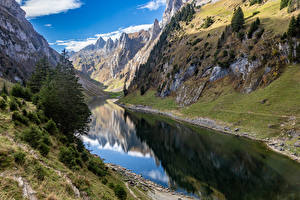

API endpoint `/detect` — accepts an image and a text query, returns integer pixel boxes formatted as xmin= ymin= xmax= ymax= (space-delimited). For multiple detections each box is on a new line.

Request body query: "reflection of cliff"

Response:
xmin=87 ymin=100 xmax=152 ymax=157
xmin=129 ymin=113 xmax=300 ymax=200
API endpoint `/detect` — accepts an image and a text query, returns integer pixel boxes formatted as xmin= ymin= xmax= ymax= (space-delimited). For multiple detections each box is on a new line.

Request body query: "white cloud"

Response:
xmin=147 ymin=170 xmax=169 ymax=183
xmin=53 ymin=24 xmax=153 ymax=52
xmin=44 ymin=24 xmax=52 ymax=27
xmin=21 ymin=0 xmax=83 ymax=18
xmin=139 ymin=0 xmax=166 ymax=11
xmin=16 ymin=0 xmax=22 ymax=4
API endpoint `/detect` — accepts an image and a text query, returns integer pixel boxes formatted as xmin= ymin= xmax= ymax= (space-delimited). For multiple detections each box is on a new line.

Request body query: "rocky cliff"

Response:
xmin=0 ymin=0 xmax=60 ymax=83
xmin=71 ymin=19 xmax=162 ymax=91
xmin=129 ymin=0 xmax=300 ymax=106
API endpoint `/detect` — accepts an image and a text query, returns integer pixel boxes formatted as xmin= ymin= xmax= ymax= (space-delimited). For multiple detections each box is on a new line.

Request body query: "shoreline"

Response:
xmin=117 ymin=102 xmax=300 ymax=163
xmin=106 ymin=163 xmax=196 ymax=200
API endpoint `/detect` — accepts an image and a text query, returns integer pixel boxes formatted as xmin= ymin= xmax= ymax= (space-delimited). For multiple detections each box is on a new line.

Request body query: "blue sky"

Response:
xmin=17 ymin=0 xmax=166 ymax=52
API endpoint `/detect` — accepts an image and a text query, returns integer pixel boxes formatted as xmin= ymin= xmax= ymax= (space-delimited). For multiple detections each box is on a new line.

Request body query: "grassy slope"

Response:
xmin=120 ymin=64 xmax=300 ymax=154
xmin=0 ymin=83 xmax=148 ymax=200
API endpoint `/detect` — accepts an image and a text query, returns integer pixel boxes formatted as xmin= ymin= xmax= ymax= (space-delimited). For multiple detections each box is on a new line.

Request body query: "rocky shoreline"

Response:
xmin=106 ymin=163 xmax=195 ymax=200
xmin=117 ymin=103 xmax=300 ymax=163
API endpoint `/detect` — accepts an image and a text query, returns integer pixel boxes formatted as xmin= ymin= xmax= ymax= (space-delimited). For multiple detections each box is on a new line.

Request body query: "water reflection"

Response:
xmin=84 ymin=99 xmax=300 ymax=200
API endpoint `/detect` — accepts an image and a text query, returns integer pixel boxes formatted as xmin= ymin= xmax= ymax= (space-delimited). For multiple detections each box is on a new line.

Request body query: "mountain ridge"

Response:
xmin=0 ymin=0 xmax=60 ymax=83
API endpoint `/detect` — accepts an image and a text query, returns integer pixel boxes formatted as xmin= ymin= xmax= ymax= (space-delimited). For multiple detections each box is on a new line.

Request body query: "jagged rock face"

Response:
xmin=0 ymin=0 xmax=60 ymax=82
xmin=71 ymin=19 xmax=162 ymax=90
xmin=162 ymin=0 xmax=184 ymax=26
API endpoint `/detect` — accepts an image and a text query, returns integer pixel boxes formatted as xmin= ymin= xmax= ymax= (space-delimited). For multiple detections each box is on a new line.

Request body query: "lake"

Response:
xmin=83 ymin=98 xmax=300 ymax=200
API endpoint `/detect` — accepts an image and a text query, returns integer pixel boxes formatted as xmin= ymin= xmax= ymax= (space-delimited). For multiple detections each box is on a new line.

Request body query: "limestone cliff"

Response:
xmin=0 ymin=0 xmax=60 ymax=83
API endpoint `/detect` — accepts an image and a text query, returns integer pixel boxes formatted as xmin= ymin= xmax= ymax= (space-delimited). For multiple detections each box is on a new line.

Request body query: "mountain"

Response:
xmin=129 ymin=0 xmax=300 ymax=105
xmin=0 ymin=0 xmax=60 ymax=83
xmin=71 ymin=20 xmax=161 ymax=91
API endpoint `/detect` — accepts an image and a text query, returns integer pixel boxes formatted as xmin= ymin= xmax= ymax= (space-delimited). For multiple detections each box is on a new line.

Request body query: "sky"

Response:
xmin=17 ymin=0 xmax=166 ymax=52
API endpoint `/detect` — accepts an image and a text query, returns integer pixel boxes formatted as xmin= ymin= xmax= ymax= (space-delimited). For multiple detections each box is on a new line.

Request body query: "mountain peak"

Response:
xmin=95 ymin=37 xmax=106 ymax=49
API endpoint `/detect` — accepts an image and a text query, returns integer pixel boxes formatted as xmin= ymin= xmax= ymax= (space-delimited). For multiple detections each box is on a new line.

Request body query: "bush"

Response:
xmin=101 ymin=178 xmax=108 ymax=185
xmin=114 ymin=184 xmax=127 ymax=200
xmin=0 ymin=98 xmax=7 ymax=110
xmin=22 ymin=126 xmax=51 ymax=157
xmin=27 ymin=112 xmax=41 ymax=124
xmin=248 ymin=18 xmax=260 ymax=39
xmin=59 ymin=146 xmax=80 ymax=169
xmin=81 ymin=151 xmax=89 ymax=162
xmin=1 ymin=83 xmax=8 ymax=95
xmin=35 ymin=165 xmax=46 ymax=181
xmin=12 ymin=112 xmax=29 ymax=125
xmin=1 ymin=93 xmax=7 ymax=100
xmin=201 ymin=16 xmax=214 ymax=28
xmin=280 ymin=0 xmax=289 ymax=9
xmin=87 ymin=157 xmax=107 ymax=177
xmin=0 ymin=151 xmax=13 ymax=169
xmin=38 ymin=143 xmax=50 ymax=157
xmin=37 ymin=110 xmax=48 ymax=123
xmin=14 ymin=152 xmax=26 ymax=165
xmin=44 ymin=119 xmax=58 ymax=134
xmin=9 ymin=99 xmax=18 ymax=111
xmin=250 ymin=0 xmax=262 ymax=6
xmin=11 ymin=84 xmax=32 ymax=101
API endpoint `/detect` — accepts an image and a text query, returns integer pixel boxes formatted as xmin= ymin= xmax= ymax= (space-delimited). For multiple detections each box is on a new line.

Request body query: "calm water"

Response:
xmin=83 ymin=98 xmax=300 ymax=200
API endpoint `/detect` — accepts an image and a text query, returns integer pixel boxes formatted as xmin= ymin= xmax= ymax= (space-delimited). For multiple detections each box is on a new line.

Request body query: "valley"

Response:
xmin=0 ymin=0 xmax=300 ymax=199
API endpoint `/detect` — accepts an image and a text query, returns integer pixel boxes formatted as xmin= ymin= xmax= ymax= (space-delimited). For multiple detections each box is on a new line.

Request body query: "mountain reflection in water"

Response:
xmin=83 ymin=99 xmax=300 ymax=200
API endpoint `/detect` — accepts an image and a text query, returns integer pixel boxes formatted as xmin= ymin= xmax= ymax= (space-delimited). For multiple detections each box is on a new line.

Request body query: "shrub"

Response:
xmin=9 ymin=99 xmax=18 ymax=111
xmin=59 ymin=146 xmax=80 ymax=169
xmin=87 ymin=157 xmax=107 ymax=177
xmin=11 ymin=84 xmax=32 ymax=101
xmin=12 ymin=112 xmax=29 ymax=125
xmin=27 ymin=112 xmax=41 ymax=124
xmin=0 ymin=151 xmax=13 ymax=169
xmin=35 ymin=165 xmax=46 ymax=181
xmin=38 ymin=143 xmax=50 ymax=157
xmin=114 ymin=184 xmax=127 ymax=200
xmin=37 ymin=110 xmax=48 ymax=123
xmin=0 ymin=98 xmax=7 ymax=110
xmin=1 ymin=83 xmax=8 ymax=95
xmin=22 ymin=109 xmax=28 ymax=116
xmin=23 ymin=126 xmax=43 ymax=148
xmin=250 ymin=0 xmax=262 ymax=6
xmin=140 ymin=85 xmax=146 ymax=96
xmin=1 ymin=93 xmax=7 ymax=100
xmin=101 ymin=178 xmax=108 ymax=185
xmin=248 ymin=18 xmax=260 ymax=39
xmin=280 ymin=0 xmax=289 ymax=9
xmin=44 ymin=119 xmax=58 ymax=134
xmin=14 ymin=152 xmax=26 ymax=165
xmin=22 ymin=126 xmax=51 ymax=157
xmin=81 ymin=151 xmax=89 ymax=162
xmin=201 ymin=16 xmax=214 ymax=28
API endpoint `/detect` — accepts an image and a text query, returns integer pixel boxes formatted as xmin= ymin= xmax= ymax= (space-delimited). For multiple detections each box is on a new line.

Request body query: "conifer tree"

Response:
xmin=27 ymin=58 xmax=51 ymax=93
xmin=231 ymin=7 xmax=245 ymax=32
xmin=38 ymin=50 xmax=91 ymax=138
xmin=287 ymin=16 xmax=297 ymax=37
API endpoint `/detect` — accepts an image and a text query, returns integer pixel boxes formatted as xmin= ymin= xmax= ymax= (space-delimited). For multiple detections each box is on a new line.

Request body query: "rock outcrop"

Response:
xmin=0 ymin=0 xmax=60 ymax=83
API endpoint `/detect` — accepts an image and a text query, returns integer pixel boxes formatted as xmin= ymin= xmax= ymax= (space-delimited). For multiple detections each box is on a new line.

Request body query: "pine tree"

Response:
xmin=38 ymin=50 xmax=91 ymax=137
xmin=231 ymin=7 xmax=245 ymax=32
xmin=287 ymin=16 xmax=297 ymax=37
xmin=27 ymin=58 xmax=52 ymax=93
